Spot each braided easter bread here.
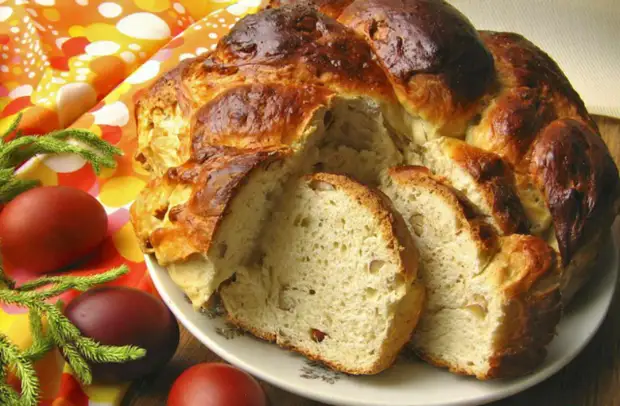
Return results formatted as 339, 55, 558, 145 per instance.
130, 0, 620, 378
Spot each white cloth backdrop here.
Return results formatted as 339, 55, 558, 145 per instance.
448, 0, 620, 119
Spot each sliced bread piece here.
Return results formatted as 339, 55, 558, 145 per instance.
131, 149, 294, 308
407, 137, 530, 235
220, 173, 425, 375
382, 166, 561, 379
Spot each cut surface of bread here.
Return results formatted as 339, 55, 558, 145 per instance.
130, 150, 294, 308
382, 166, 561, 378
133, 90, 403, 309
220, 173, 424, 375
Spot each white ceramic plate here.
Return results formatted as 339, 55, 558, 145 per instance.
147, 229, 618, 406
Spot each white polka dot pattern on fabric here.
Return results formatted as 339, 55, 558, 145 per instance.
92, 101, 130, 127
34, 0, 55, 5
9, 84, 33, 99
126, 60, 160, 84
227, 3, 249, 16
85, 40, 120, 56
75, 0, 88, 5
56, 82, 97, 126
43, 154, 87, 173
179, 53, 194, 61
196, 47, 208, 55
55, 37, 69, 49
116, 13, 171, 40
120, 51, 135, 63
98, 2, 123, 18
173, 3, 185, 14
0, 6, 12, 21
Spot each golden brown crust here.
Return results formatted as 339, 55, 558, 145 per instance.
468, 32, 594, 165
134, 62, 193, 171
206, 4, 396, 102
530, 119, 620, 266
466, 30, 620, 268
485, 235, 562, 379
131, 149, 289, 265
265, 0, 353, 18
191, 83, 333, 153
338, 0, 495, 136
134, 60, 191, 119
441, 138, 530, 234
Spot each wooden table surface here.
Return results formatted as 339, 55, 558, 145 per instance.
123, 116, 620, 406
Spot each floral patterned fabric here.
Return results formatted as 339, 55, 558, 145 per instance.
0, 0, 260, 404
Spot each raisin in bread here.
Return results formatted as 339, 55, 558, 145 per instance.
221, 173, 425, 374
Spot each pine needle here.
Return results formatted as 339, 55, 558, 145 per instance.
22, 310, 53, 362
0, 177, 39, 204
17, 266, 128, 292
0, 265, 146, 402
1, 113, 23, 140
0, 335, 39, 406
0, 114, 123, 203
0, 382, 21, 405
0, 267, 15, 290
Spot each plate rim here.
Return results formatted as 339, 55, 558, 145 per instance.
147, 232, 619, 406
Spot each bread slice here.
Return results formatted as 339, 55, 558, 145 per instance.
408, 137, 530, 235
382, 166, 561, 379
130, 149, 295, 308
220, 173, 425, 375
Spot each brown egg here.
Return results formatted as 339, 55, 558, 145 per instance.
64, 286, 180, 384
0, 186, 108, 274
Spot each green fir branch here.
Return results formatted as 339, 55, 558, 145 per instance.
74, 337, 145, 365
22, 310, 53, 362
0, 178, 39, 204
1, 113, 23, 140
0, 382, 20, 405
0, 135, 118, 174
0, 267, 15, 290
17, 266, 128, 292
0, 265, 146, 404
0, 335, 39, 406
49, 128, 123, 158
0, 113, 123, 203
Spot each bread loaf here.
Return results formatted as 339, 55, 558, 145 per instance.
130, 0, 620, 379
221, 173, 424, 374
